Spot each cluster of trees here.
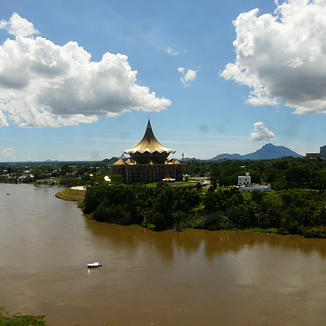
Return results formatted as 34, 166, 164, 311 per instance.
203, 187, 326, 238
82, 178, 326, 238
83, 182, 203, 231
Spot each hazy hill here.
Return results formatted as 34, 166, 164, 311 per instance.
102, 157, 120, 163
211, 143, 303, 160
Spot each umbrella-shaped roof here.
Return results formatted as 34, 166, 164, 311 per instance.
124, 120, 175, 155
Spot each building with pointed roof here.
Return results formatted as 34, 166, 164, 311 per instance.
110, 120, 185, 184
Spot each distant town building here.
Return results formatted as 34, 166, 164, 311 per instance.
320, 145, 326, 159
110, 120, 185, 184
238, 172, 271, 193
306, 153, 324, 160
305, 145, 326, 160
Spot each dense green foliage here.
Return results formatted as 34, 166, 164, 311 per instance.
83, 179, 326, 238
204, 188, 326, 237
83, 182, 203, 230
0, 307, 47, 326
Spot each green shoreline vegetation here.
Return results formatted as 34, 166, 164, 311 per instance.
0, 307, 113, 326
80, 156, 326, 238
0, 307, 47, 326
2, 156, 326, 238
82, 181, 326, 238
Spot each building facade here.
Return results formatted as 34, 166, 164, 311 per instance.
320, 145, 326, 159
238, 172, 251, 186
110, 120, 185, 184
238, 172, 271, 192
305, 145, 326, 160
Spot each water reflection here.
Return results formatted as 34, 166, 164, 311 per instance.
84, 216, 326, 262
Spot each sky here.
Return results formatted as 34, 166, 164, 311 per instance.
0, 0, 326, 161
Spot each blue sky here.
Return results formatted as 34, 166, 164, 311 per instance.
0, 0, 326, 161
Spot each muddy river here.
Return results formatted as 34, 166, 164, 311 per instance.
1, 184, 326, 325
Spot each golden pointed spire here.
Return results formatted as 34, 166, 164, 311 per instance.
124, 119, 175, 155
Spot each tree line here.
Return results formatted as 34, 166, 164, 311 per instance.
82, 158, 326, 238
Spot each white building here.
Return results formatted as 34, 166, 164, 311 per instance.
238, 172, 271, 193
238, 172, 251, 186
238, 184, 272, 193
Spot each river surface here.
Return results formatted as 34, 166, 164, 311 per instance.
1, 184, 326, 326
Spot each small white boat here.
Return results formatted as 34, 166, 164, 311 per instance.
87, 262, 102, 268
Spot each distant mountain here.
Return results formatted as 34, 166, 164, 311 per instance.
243, 143, 303, 160
180, 157, 203, 162
209, 153, 243, 160
102, 157, 121, 163
211, 143, 303, 160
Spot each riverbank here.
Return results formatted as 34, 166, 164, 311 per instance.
55, 187, 86, 201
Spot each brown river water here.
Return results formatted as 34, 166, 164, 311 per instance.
1, 183, 326, 326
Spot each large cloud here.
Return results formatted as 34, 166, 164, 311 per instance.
249, 122, 275, 141
221, 0, 326, 114
0, 13, 171, 128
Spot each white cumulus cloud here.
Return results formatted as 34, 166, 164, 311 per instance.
178, 67, 197, 86
249, 122, 275, 142
1, 147, 17, 161
221, 0, 326, 114
0, 12, 39, 37
0, 13, 171, 128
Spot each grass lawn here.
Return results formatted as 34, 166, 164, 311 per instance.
55, 188, 86, 201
